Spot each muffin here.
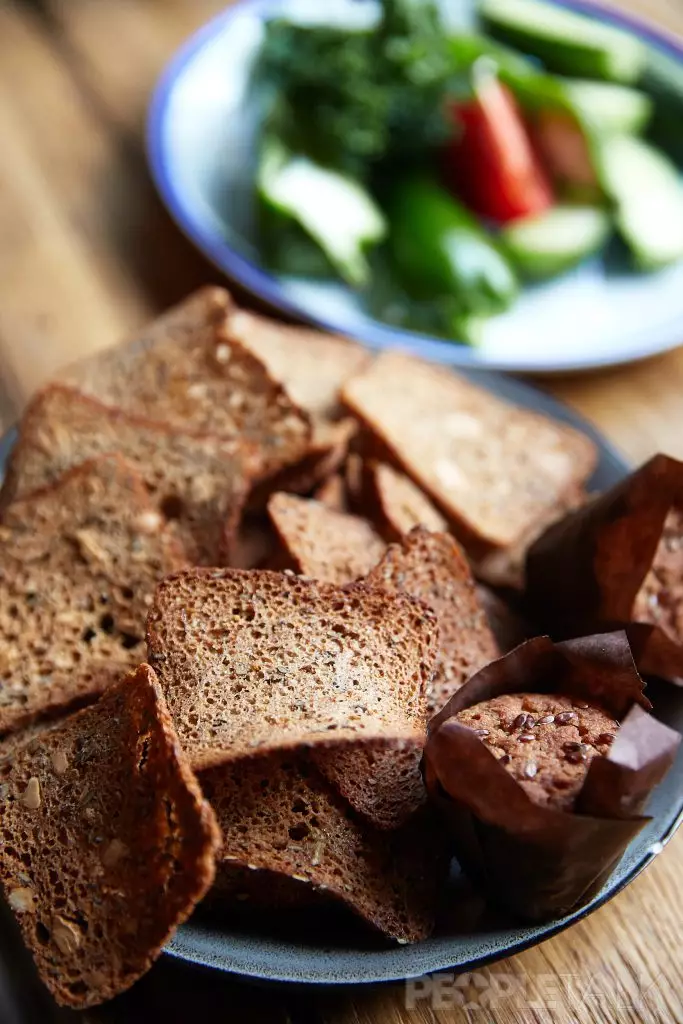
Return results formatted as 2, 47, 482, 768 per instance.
425, 632, 680, 921
526, 454, 683, 683
632, 506, 683, 643
455, 692, 618, 811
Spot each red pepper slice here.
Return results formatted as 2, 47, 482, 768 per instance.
445, 74, 554, 224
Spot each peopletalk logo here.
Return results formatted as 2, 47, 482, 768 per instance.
405, 968, 675, 1014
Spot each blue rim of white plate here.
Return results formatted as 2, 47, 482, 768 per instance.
147, 0, 683, 373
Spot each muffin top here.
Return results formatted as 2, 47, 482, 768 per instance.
633, 506, 683, 643
455, 692, 619, 811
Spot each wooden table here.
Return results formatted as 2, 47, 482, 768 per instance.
0, 0, 681, 1020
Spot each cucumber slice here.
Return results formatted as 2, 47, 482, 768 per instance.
595, 135, 683, 270
450, 34, 650, 133
479, 0, 646, 83
642, 47, 683, 111
641, 49, 683, 162
563, 80, 651, 135
501, 205, 611, 279
258, 139, 386, 287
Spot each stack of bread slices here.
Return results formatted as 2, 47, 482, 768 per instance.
0, 287, 597, 1008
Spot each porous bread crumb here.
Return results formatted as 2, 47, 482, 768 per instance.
267, 492, 386, 584
0, 665, 219, 1008
366, 528, 498, 713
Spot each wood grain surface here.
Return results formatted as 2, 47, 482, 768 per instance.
0, 0, 681, 1021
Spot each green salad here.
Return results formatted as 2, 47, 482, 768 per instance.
250, 0, 683, 344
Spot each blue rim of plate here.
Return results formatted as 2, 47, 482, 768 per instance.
146, 0, 683, 373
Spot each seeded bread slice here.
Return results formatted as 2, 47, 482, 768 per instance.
359, 461, 448, 541
226, 308, 371, 420
314, 473, 348, 512
267, 492, 386, 585
249, 418, 356, 510
472, 485, 588, 590
342, 351, 597, 556
366, 528, 499, 714
0, 455, 187, 735
230, 516, 278, 570
1, 385, 258, 565
0, 665, 220, 1008
146, 568, 436, 772
201, 752, 447, 943
60, 288, 311, 475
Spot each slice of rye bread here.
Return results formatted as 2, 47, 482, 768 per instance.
344, 452, 365, 508
342, 351, 598, 558
210, 862, 329, 911
248, 418, 357, 510
0, 665, 220, 1008
267, 492, 386, 585
229, 515, 278, 570
471, 485, 588, 590
0, 718, 62, 764
1, 384, 258, 565
358, 461, 448, 541
365, 528, 499, 714
0, 455, 187, 735
59, 287, 312, 476
226, 308, 371, 421
146, 568, 437, 772
313, 473, 348, 512
201, 752, 448, 943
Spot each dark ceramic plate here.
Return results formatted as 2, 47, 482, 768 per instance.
3, 370, 682, 984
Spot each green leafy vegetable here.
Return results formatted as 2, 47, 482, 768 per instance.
255, 0, 456, 180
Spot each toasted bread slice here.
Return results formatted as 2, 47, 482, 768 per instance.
313, 473, 348, 512
249, 418, 356, 509
60, 288, 311, 475
359, 461, 448, 541
229, 516, 278, 570
267, 492, 385, 585
1, 385, 257, 565
226, 308, 371, 420
0, 718, 61, 765
366, 528, 499, 714
342, 351, 597, 556
472, 485, 589, 589
0, 665, 219, 1008
0, 455, 187, 734
202, 752, 447, 943
146, 568, 436, 772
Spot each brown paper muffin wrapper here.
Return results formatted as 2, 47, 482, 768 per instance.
525, 454, 683, 684
425, 633, 681, 921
